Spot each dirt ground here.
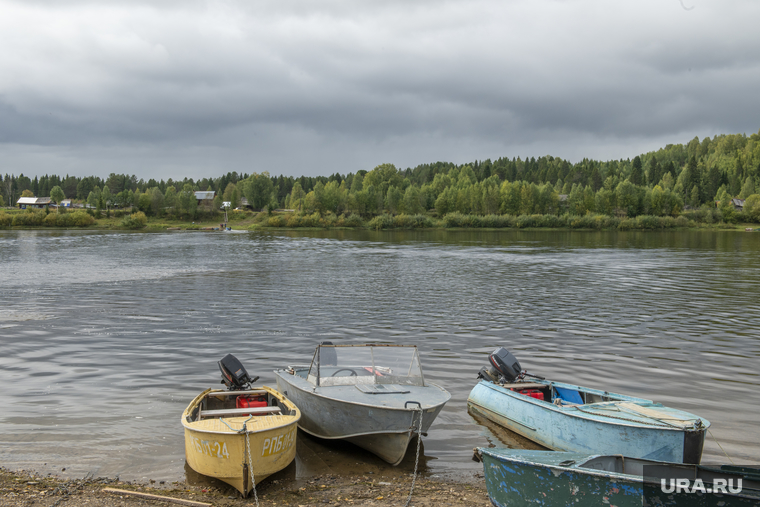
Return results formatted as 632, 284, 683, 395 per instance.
0, 467, 490, 507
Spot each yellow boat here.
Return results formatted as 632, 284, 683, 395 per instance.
181, 386, 300, 497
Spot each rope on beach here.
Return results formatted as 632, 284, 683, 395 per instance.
404, 406, 424, 507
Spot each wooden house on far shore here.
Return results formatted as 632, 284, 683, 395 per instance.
194, 191, 216, 210
16, 197, 52, 209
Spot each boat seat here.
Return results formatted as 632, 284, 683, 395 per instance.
506, 383, 546, 391
200, 407, 281, 418
205, 389, 268, 397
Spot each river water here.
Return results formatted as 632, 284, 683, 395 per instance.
1, 229, 758, 483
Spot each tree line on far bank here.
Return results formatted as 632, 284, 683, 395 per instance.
1, 130, 760, 225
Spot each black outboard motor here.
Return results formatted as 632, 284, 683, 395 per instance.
218, 353, 258, 390
477, 347, 523, 383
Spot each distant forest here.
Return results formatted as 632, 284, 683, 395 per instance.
2, 130, 760, 222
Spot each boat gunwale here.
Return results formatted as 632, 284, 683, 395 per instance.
181, 386, 301, 435
275, 368, 451, 413
295, 422, 416, 440
472, 380, 708, 431
478, 447, 646, 483
477, 448, 760, 497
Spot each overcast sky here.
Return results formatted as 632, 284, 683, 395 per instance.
1, 0, 759, 180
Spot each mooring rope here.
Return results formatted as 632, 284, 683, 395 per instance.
708, 428, 735, 465
244, 428, 260, 507
404, 407, 424, 507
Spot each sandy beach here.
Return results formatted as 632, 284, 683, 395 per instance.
0, 467, 489, 507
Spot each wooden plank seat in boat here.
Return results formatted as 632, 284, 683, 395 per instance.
205, 389, 268, 397
504, 383, 546, 391
200, 406, 281, 418
616, 402, 699, 428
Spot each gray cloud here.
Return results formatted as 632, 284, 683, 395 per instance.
1, 0, 759, 179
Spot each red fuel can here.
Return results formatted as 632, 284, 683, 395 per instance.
236, 395, 268, 409
521, 389, 544, 401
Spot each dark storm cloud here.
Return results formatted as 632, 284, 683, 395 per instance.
1, 0, 759, 178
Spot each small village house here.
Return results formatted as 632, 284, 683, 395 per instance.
16, 197, 52, 209
194, 191, 216, 210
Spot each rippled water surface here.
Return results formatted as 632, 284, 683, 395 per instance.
1, 229, 759, 482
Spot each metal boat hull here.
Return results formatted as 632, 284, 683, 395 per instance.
276, 369, 449, 465
477, 448, 760, 507
468, 380, 708, 464
181, 387, 300, 496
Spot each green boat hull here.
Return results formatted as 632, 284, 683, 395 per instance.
477, 449, 760, 507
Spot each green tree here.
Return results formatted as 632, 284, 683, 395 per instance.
685, 156, 700, 201
138, 192, 152, 214
583, 186, 595, 213
595, 188, 614, 215
743, 194, 760, 223
355, 186, 379, 216
101, 185, 111, 211
702, 165, 721, 202
350, 173, 364, 193
519, 184, 537, 215
164, 186, 177, 212
242, 173, 274, 210
616, 180, 639, 217
739, 177, 756, 199
364, 163, 402, 197
630, 156, 643, 185
689, 186, 700, 207
150, 188, 165, 216
435, 187, 455, 216
222, 183, 241, 209
385, 186, 403, 214
76, 177, 95, 200
87, 187, 101, 210
483, 184, 502, 215
647, 186, 664, 216
568, 184, 585, 215
646, 157, 660, 187
401, 185, 422, 214
717, 187, 736, 223
21, 189, 34, 198
50, 186, 65, 213
288, 182, 306, 211
500, 181, 521, 215
177, 184, 198, 217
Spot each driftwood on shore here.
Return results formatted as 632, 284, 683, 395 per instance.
103, 487, 212, 507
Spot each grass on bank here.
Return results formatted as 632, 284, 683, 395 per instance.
1, 207, 757, 231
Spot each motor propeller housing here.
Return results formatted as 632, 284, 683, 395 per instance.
477, 347, 523, 383
218, 353, 258, 390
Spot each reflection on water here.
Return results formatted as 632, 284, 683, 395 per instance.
0, 229, 759, 483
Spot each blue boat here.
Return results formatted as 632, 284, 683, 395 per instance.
467, 348, 709, 464
475, 448, 760, 507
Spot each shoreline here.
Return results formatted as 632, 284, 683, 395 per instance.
0, 467, 489, 506
0, 223, 756, 233
2, 208, 757, 233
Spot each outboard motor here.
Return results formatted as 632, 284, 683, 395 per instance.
218, 353, 259, 390
477, 347, 522, 383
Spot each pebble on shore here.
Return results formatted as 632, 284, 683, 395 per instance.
0, 467, 490, 506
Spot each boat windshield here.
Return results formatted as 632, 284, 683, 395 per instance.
306, 345, 425, 387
